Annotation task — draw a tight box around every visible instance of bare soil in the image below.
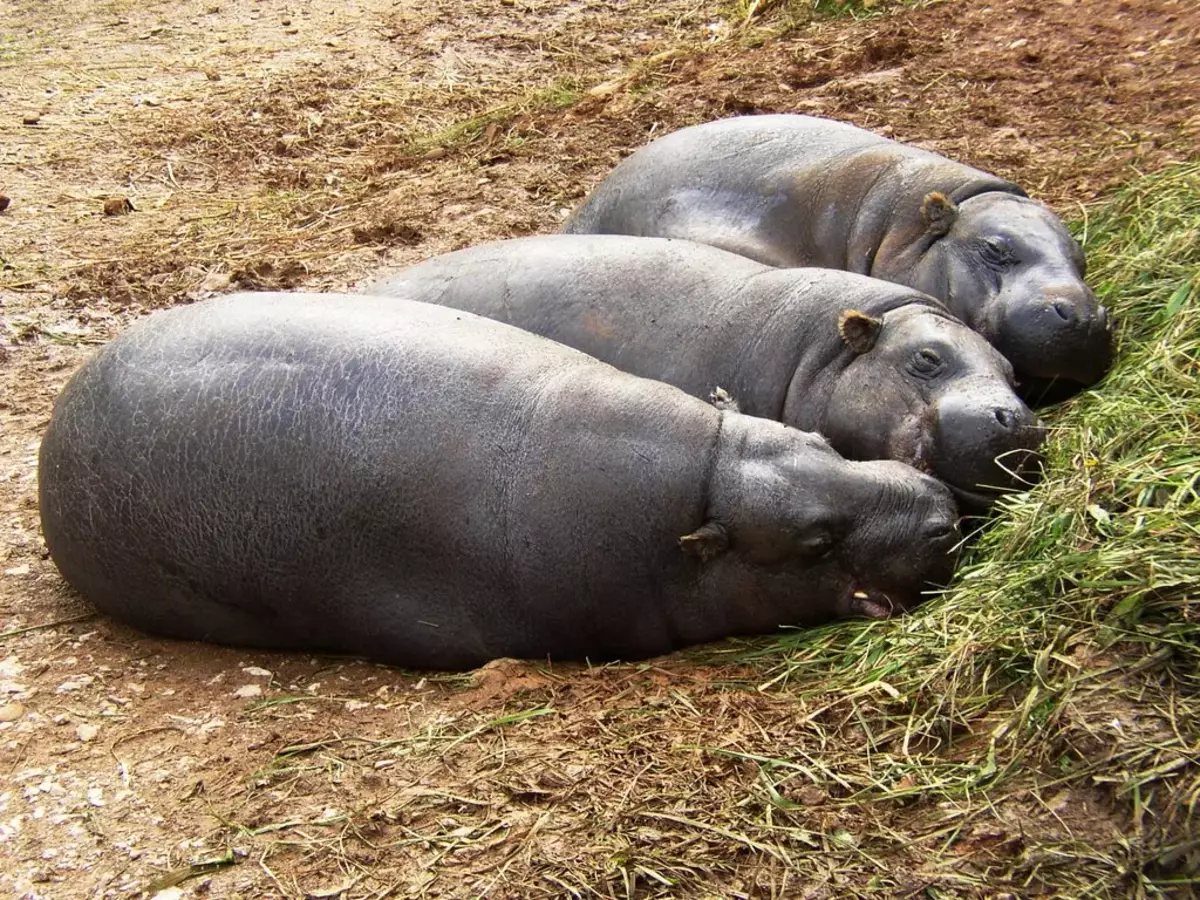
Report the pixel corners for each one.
[1,0,1197,897]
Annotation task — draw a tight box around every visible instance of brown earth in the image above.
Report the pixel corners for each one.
[1,0,1198,897]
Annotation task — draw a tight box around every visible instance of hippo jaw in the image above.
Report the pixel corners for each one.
[835,465,962,618]
[915,193,1114,393]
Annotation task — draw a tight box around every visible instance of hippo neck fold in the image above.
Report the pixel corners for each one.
[781,145,1024,281]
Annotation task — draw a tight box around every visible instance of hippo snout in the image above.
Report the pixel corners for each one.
[917,495,962,586]
[999,284,1114,389]
[929,392,1046,507]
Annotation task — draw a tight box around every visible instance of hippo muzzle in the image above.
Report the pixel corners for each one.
[992,280,1114,390]
[925,384,1046,508]
[836,471,962,620]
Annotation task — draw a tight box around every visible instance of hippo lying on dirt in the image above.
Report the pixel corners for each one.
[38,292,961,671]
[561,114,1113,402]
[367,235,1044,508]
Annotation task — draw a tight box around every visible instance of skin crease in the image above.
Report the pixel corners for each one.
[368,234,1045,508]
[38,292,962,671]
[560,114,1113,401]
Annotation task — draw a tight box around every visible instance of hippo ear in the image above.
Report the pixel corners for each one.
[679,521,729,561]
[708,386,741,412]
[838,309,883,355]
[921,191,959,237]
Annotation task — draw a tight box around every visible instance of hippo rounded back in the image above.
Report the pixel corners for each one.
[367,234,1044,508]
[561,114,1113,402]
[39,292,961,671]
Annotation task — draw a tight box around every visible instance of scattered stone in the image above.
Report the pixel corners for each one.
[3,563,30,576]
[22,114,40,126]
[86,787,105,806]
[103,197,135,216]
[151,888,186,900]
[56,676,93,693]
[232,684,262,699]
[0,195,10,212]
[0,702,24,722]
[76,723,99,742]
[242,666,271,678]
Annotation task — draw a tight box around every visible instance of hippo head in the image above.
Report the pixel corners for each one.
[684,427,962,623]
[814,304,1046,509]
[901,191,1113,399]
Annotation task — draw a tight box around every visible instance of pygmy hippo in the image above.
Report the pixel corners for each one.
[561,114,1113,402]
[38,292,962,671]
[367,235,1045,508]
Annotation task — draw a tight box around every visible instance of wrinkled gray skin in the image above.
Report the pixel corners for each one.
[38,292,962,671]
[562,114,1113,402]
[368,235,1045,508]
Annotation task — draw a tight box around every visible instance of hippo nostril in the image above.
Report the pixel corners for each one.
[993,407,1017,429]
[1052,300,1074,323]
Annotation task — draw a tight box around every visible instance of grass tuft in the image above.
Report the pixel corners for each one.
[737,0,925,24]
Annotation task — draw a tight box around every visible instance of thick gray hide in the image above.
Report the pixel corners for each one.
[367,235,1043,507]
[562,114,1112,398]
[39,293,960,671]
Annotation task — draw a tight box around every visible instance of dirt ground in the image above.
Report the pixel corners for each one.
[1,0,1198,897]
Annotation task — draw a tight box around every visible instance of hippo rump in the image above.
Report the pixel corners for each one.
[38,292,962,671]
[366,234,1045,509]
[561,114,1113,403]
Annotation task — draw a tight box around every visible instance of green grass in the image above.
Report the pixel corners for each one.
[398,76,583,161]
[732,162,1200,896]
[735,0,926,24]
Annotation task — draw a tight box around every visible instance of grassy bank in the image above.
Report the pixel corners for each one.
[732,163,1199,896]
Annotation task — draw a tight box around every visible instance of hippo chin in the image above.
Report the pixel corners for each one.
[38,292,961,671]
[366,234,1046,508]
[560,114,1113,403]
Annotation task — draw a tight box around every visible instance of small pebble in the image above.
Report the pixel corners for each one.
[0,702,24,722]
[22,114,40,126]
[233,684,262,699]
[77,723,99,742]
[103,197,135,216]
